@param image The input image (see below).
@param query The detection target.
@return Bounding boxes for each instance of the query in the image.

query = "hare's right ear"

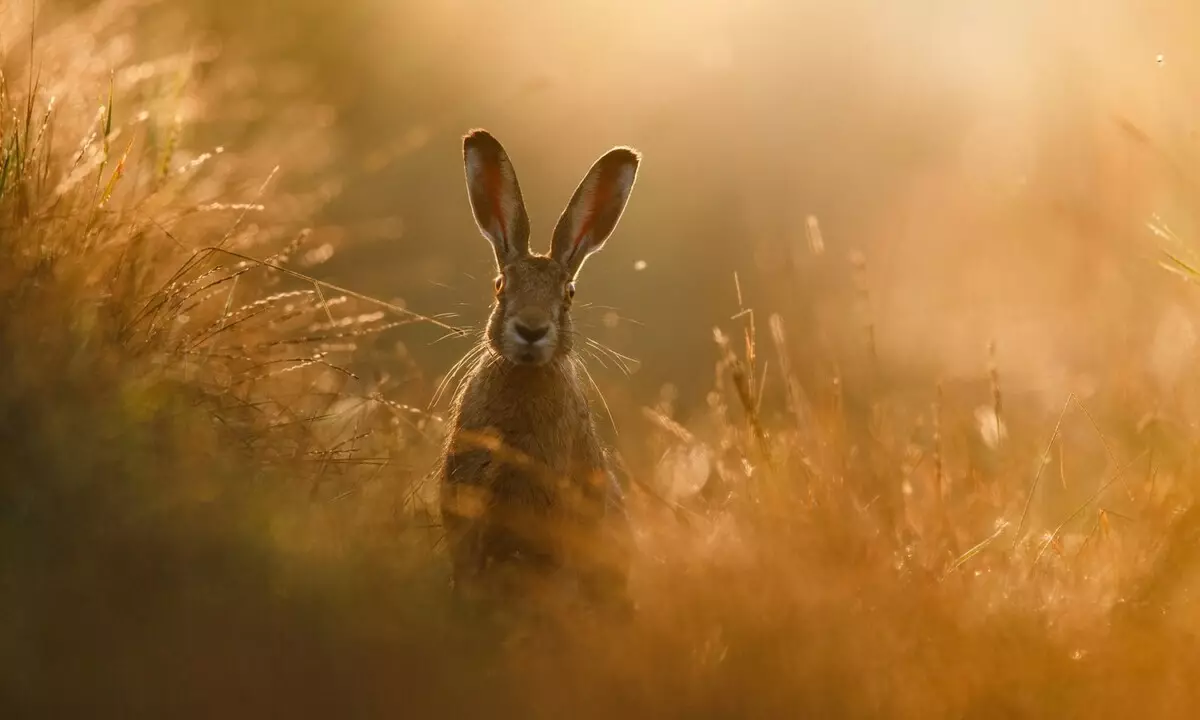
[463,129,530,266]
[550,146,640,278]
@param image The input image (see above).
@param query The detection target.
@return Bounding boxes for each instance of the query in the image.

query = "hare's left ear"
[463,129,531,266]
[550,146,640,277]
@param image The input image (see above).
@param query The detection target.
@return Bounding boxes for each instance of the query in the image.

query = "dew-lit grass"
[4,1,1200,718]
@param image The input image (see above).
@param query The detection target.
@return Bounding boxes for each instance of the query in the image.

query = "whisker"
[586,348,616,373]
[431,341,489,409]
[573,304,647,328]
[575,342,613,372]
[585,337,638,375]
[458,348,503,398]
[565,328,636,376]
[432,348,482,409]
[572,355,618,436]
[431,324,480,346]
[586,338,638,365]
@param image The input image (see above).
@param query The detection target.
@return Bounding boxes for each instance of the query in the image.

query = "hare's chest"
[491,390,587,469]
[451,361,594,475]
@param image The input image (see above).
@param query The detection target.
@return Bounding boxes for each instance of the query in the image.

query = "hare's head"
[462,129,640,367]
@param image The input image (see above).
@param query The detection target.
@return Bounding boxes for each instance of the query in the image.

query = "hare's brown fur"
[438,129,639,606]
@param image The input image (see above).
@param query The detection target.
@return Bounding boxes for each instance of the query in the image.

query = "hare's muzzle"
[514,321,549,344]
[504,309,557,366]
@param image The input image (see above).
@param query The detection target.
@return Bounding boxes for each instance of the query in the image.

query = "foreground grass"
[3,2,1200,718]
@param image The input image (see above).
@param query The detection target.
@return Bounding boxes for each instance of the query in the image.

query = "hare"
[438,129,640,609]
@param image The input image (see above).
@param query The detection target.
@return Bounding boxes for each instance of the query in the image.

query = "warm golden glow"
[4,0,1200,715]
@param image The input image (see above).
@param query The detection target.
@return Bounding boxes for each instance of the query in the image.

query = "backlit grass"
[3,2,1200,718]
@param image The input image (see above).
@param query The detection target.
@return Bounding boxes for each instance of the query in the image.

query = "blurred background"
[5,1,1200,716]
[151,0,1200,415]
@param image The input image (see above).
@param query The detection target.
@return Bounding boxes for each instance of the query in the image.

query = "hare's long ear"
[463,129,530,266]
[550,146,640,277]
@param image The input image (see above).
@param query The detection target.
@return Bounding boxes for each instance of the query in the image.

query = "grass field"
[3,1,1200,717]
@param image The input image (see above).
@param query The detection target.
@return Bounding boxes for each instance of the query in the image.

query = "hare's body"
[441,354,627,597]
[437,129,640,606]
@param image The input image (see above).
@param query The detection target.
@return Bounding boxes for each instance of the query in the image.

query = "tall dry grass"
[0,2,481,715]
[4,1,1200,718]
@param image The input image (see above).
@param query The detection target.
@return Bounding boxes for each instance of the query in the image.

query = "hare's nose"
[514,322,549,344]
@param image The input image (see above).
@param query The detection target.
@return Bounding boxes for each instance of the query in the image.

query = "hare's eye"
[566,281,576,300]
[494,275,505,294]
